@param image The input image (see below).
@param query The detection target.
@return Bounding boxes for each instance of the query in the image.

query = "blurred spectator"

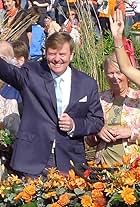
[29,0,51,26]
[97,0,116,34]
[62,8,80,43]
[53,0,68,25]
[134,0,140,23]
[124,0,136,33]
[0,40,20,136]
[44,11,61,36]
[0,0,5,24]
[3,0,32,48]
[30,16,45,60]
[3,40,29,118]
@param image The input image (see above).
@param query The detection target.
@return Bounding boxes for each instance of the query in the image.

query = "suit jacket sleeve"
[72,80,104,137]
[0,58,25,91]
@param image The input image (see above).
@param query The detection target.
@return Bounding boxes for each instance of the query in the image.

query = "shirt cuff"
[67,121,75,137]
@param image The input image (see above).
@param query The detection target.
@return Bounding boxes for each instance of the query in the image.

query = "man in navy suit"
[0,32,104,177]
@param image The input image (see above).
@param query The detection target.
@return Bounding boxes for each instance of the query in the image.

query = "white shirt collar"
[51,66,71,81]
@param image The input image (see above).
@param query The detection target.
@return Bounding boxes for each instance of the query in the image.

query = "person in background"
[28,0,51,26]
[53,0,68,25]
[97,0,116,34]
[0,41,20,136]
[1,40,29,120]
[110,9,140,86]
[0,0,5,24]
[124,0,136,34]
[3,0,32,48]
[44,12,61,37]
[29,16,46,61]
[62,8,80,43]
[12,40,29,66]
[0,32,104,177]
[86,52,140,166]
[134,0,140,23]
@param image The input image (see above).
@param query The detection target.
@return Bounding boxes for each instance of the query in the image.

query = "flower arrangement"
[1,154,140,207]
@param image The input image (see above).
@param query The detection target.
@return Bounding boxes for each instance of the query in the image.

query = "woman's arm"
[110,9,140,86]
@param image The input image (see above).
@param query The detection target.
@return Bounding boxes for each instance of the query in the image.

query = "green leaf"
[56,188,66,195]
[22,202,38,207]
[74,188,85,196]
[74,203,81,207]
[107,192,123,207]
[14,185,24,193]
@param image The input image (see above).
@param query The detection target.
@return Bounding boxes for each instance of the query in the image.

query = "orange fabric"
[7,8,18,17]
[123,37,136,67]
[99,0,116,18]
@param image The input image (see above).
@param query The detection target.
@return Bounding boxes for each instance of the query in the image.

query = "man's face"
[46,42,73,75]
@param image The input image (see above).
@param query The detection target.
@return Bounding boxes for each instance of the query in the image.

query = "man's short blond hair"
[45,32,75,54]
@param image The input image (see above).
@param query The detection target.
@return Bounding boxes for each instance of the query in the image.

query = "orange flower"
[14,192,24,201]
[94,197,106,207]
[22,191,32,203]
[121,187,136,205]
[68,169,75,179]
[24,184,36,196]
[51,203,61,207]
[67,180,77,190]
[58,193,70,206]
[93,182,105,191]
[81,195,92,207]
[122,154,131,165]
[92,189,103,199]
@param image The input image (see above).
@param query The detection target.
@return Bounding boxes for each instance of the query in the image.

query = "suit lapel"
[40,61,57,114]
[65,69,79,112]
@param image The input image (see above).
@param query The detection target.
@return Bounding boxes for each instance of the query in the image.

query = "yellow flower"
[122,154,131,165]
[81,195,92,207]
[44,191,56,199]
[24,184,36,196]
[0,185,6,198]
[68,169,76,179]
[58,193,70,206]
[51,203,61,207]
[75,177,87,190]
[121,186,136,205]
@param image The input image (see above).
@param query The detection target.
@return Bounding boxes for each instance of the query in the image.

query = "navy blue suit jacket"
[0,58,104,175]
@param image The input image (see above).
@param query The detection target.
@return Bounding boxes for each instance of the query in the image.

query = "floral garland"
[1,154,140,207]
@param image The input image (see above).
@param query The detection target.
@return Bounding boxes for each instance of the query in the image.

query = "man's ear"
[70,52,74,62]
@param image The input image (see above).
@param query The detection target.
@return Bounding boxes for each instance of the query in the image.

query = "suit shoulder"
[72,67,97,83]
[22,61,42,73]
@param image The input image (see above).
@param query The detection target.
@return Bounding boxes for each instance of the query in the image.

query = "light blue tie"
[55,77,63,117]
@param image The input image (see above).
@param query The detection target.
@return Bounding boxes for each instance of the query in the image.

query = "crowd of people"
[0,0,140,179]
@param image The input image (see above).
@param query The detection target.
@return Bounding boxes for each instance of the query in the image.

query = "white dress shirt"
[51,66,71,114]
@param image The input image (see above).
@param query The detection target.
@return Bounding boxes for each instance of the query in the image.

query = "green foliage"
[22,202,38,207]
[0,129,13,147]
[130,34,140,60]
[72,2,113,91]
